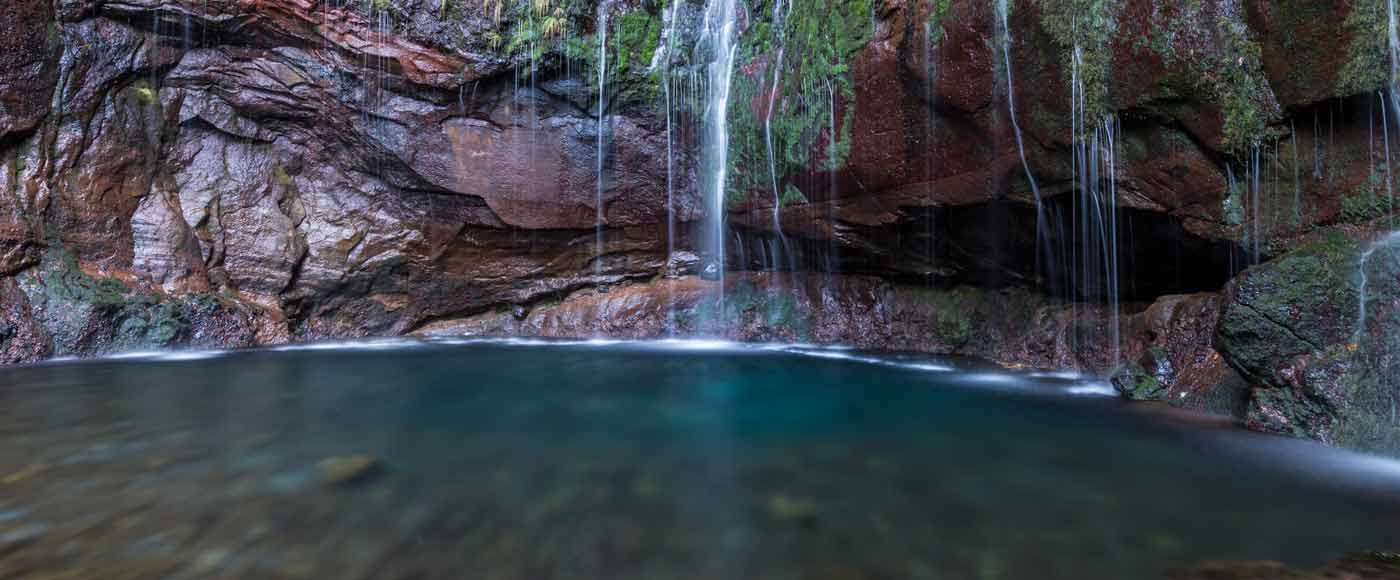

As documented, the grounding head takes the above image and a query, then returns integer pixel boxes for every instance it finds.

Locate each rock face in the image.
[1217,228,1400,456]
[0,0,1395,451]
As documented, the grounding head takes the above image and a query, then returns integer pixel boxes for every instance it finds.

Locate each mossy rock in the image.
[1217,231,1361,382]
[1112,347,1171,401]
[1219,228,1400,455]
[20,242,254,356]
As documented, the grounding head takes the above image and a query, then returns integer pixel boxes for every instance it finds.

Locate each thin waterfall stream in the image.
[698,0,739,316]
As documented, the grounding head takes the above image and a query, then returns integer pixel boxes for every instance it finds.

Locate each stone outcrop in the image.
[1216,226,1400,456]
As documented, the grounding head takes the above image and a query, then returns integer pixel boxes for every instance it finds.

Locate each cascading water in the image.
[664,0,683,269]
[1291,119,1301,228]
[1358,231,1400,341]
[764,0,791,273]
[994,0,1049,283]
[921,18,943,281]
[698,0,740,309]
[595,6,610,284]
[1069,44,1121,371]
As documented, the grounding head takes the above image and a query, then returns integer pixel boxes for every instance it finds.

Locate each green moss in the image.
[559,5,663,105]
[687,278,813,339]
[1338,0,1391,97]
[722,0,874,203]
[33,241,205,351]
[906,286,979,347]
[1113,347,1170,402]
[273,165,294,187]
[1125,1,1277,153]
[611,11,661,78]
[1222,179,1246,226]
[924,0,953,44]
[1342,171,1395,222]
[780,183,808,207]
[131,82,156,106]
[1033,0,1120,126]
[1218,231,1362,381]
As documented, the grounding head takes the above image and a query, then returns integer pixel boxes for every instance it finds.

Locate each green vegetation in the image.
[1342,172,1394,222]
[780,183,808,206]
[560,4,664,103]
[1214,19,1271,153]
[1034,0,1120,127]
[27,240,242,353]
[130,82,156,106]
[1338,0,1391,97]
[477,0,592,60]
[724,0,874,203]
[924,0,953,44]
[1123,1,1277,153]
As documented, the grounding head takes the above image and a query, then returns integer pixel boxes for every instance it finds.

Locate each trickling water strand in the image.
[662,0,682,335]
[1314,110,1325,180]
[1251,146,1261,263]
[764,0,791,273]
[1358,231,1400,341]
[1291,119,1301,228]
[664,0,682,270]
[1389,0,1399,122]
[827,77,839,279]
[995,0,1046,281]
[595,8,609,283]
[922,19,941,281]
[1383,90,1395,219]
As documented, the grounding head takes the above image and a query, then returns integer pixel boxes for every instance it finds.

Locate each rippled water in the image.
[0,340,1397,579]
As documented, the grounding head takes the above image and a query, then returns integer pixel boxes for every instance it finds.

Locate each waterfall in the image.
[1291,120,1300,228]
[1251,145,1262,263]
[1382,91,1395,221]
[922,19,942,281]
[699,0,740,309]
[595,8,609,283]
[1070,44,1121,371]
[664,0,682,269]
[764,0,791,273]
[994,0,1047,281]
[1358,231,1400,341]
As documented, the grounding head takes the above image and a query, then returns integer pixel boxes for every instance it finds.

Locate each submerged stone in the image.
[316,455,384,487]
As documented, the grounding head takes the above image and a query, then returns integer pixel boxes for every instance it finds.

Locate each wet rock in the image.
[1217,229,1400,455]
[317,455,384,487]
[0,0,59,140]
[0,277,49,364]
[1113,293,1250,416]
[417,272,1201,376]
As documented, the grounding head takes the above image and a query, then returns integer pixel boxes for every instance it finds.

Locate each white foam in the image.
[1064,382,1118,397]
[151,350,227,362]
[270,338,422,352]
[105,350,169,360]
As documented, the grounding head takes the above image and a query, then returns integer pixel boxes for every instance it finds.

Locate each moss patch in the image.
[722,0,874,203]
